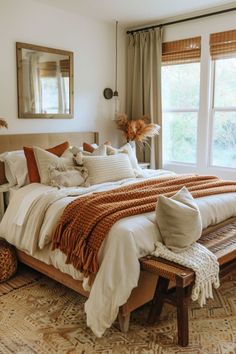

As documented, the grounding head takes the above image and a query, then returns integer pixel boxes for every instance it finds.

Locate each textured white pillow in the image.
[83,154,136,185]
[48,166,87,188]
[156,187,202,252]
[33,147,74,185]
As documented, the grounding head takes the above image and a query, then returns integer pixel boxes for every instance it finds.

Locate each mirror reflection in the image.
[17,43,73,118]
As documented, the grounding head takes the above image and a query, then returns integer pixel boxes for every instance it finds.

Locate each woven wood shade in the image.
[39,61,57,77]
[39,60,69,77]
[210,29,236,60]
[162,37,201,65]
[60,59,70,77]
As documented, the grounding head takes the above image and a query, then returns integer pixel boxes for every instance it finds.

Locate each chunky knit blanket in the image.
[52,174,236,278]
[152,241,220,307]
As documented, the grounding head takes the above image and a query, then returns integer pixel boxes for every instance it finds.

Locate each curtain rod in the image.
[127,7,236,34]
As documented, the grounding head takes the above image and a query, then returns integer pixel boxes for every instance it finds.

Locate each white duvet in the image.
[1,169,236,337]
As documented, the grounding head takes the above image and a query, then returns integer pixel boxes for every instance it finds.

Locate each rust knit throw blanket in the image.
[52,175,236,278]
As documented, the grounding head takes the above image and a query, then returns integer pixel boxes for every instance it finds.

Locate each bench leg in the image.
[147,276,170,324]
[176,285,191,347]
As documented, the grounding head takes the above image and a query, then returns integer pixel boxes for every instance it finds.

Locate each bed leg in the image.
[118,311,130,333]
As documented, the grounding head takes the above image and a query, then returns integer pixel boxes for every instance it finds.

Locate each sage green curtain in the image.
[126,28,163,168]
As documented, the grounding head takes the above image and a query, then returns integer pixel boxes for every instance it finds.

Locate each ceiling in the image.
[34,0,236,28]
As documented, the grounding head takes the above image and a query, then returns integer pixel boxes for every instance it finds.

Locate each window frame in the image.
[209,58,236,170]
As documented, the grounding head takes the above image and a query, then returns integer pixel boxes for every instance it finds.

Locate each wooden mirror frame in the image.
[16,42,74,119]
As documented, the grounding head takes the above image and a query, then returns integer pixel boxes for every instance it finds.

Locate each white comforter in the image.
[1,169,236,337]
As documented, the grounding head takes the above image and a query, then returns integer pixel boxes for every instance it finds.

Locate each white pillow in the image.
[70,144,103,156]
[155,187,202,252]
[82,154,136,185]
[0,150,28,187]
[33,147,74,185]
[107,143,143,176]
[122,143,140,170]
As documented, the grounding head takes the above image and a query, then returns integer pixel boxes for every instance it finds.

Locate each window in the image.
[210,30,236,168]
[161,37,201,164]
[39,59,70,114]
[41,77,59,114]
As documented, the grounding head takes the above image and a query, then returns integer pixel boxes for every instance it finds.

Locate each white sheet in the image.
[1,169,236,337]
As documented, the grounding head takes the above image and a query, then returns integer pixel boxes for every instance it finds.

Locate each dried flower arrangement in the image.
[116,114,160,143]
[0,119,8,129]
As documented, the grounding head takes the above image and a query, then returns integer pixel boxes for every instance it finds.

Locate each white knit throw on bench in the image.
[152,242,220,307]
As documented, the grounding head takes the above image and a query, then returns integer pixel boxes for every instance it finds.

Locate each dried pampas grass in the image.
[0,119,8,129]
[116,114,160,143]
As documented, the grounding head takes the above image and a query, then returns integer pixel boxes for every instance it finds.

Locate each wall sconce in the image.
[103,21,120,118]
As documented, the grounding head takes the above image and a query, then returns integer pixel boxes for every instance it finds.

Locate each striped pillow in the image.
[83,154,136,185]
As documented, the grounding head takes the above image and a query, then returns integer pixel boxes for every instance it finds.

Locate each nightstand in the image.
[138,162,150,169]
[0,184,10,221]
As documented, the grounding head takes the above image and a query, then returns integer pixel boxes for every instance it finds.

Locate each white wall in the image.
[0,0,126,145]
[162,11,236,179]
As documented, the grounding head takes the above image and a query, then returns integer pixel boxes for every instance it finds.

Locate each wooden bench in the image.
[140,219,236,347]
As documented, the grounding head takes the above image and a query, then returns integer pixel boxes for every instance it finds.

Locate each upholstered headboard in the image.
[0,131,99,184]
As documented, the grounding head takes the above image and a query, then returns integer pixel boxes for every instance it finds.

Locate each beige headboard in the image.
[0,131,99,184]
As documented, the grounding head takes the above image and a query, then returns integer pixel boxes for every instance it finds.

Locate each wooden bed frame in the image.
[0,131,236,346]
[16,249,159,332]
[16,217,236,346]
[0,131,158,333]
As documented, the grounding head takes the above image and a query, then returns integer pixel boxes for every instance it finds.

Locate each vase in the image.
[128,140,136,155]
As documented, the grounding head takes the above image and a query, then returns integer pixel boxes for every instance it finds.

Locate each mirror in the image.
[16,42,74,118]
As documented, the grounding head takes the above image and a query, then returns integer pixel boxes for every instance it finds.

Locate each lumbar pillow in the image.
[155,187,202,252]
[48,165,88,188]
[82,154,136,185]
[33,147,74,185]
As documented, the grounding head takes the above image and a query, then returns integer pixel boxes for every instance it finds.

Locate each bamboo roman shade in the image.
[39,61,57,77]
[162,36,201,65]
[39,60,69,77]
[60,59,70,77]
[210,29,236,60]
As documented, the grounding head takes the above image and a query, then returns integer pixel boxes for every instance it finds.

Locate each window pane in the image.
[163,112,197,164]
[214,58,236,108]
[212,111,236,168]
[41,77,59,114]
[162,63,200,109]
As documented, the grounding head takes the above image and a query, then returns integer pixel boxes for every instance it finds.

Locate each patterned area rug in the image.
[0,265,235,354]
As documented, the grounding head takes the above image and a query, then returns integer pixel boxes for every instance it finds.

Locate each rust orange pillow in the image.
[24,141,69,183]
[83,142,95,153]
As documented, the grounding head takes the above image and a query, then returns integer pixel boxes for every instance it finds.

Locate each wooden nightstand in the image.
[0,184,10,221]
[138,162,150,169]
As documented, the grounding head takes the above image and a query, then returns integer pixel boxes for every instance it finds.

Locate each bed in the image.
[0,131,236,342]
